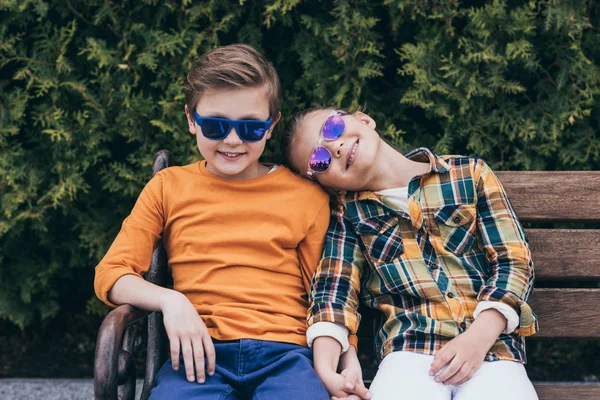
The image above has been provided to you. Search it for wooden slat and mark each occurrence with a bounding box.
[534,383,600,400]
[530,289,600,338]
[359,380,600,399]
[496,171,600,222]
[358,289,600,338]
[527,229,600,279]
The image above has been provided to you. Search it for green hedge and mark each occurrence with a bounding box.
[1,0,599,329]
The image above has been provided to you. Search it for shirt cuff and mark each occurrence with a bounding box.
[348,333,358,350]
[474,301,520,334]
[306,322,350,353]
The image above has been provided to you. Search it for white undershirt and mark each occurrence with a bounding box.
[375,187,410,214]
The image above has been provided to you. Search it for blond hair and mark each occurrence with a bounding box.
[183,44,281,117]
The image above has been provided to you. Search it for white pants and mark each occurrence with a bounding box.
[369,351,538,400]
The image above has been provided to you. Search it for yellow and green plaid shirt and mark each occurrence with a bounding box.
[308,148,537,363]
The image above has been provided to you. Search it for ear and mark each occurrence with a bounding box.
[353,111,376,130]
[185,105,197,135]
[266,111,281,140]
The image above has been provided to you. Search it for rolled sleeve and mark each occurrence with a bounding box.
[308,208,365,334]
[94,175,165,307]
[306,322,350,352]
[474,300,520,334]
[474,160,537,336]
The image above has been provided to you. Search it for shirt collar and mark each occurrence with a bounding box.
[339,147,450,208]
[403,147,451,174]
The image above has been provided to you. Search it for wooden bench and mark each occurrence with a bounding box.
[94,151,600,400]
[490,171,600,399]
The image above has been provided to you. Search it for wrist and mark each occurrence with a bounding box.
[339,344,359,371]
[314,359,337,377]
[344,344,357,356]
[313,336,342,374]
[313,336,343,353]
[158,289,185,311]
[465,321,501,349]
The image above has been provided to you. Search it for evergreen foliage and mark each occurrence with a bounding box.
[0,0,598,330]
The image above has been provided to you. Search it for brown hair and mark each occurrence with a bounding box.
[183,44,281,118]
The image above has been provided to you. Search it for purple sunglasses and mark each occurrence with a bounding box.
[307,110,349,177]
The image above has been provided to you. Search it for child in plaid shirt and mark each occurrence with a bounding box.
[284,108,539,400]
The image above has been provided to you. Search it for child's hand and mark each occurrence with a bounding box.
[429,309,507,386]
[330,368,371,400]
[159,290,216,384]
[313,337,372,400]
[335,345,371,399]
[428,329,488,386]
[317,368,372,400]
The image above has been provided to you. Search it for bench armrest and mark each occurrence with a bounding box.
[94,304,148,400]
[94,150,171,400]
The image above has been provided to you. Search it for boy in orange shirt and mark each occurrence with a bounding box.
[94,44,368,399]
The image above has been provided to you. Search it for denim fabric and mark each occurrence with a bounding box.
[149,339,329,400]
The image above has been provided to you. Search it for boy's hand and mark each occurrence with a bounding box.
[159,290,216,383]
[330,369,371,400]
[333,345,371,399]
[318,368,371,400]
[314,337,372,400]
[428,329,488,386]
[429,309,507,385]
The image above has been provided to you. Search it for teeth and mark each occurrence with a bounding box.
[223,152,241,157]
[347,142,358,168]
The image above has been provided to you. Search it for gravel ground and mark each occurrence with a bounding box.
[0,379,143,400]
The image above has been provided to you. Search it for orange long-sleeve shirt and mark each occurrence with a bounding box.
[94,161,330,346]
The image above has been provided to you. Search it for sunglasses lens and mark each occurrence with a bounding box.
[309,146,332,172]
[322,115,345,140]
[239,122,268,142]
[201,119,229,139]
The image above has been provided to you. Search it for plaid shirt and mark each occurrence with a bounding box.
[308,148,537,363]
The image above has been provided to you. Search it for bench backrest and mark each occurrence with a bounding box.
[497,172,600,340]
[478,172,600,400]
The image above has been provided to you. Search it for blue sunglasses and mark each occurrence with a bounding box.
[194,111,272,142]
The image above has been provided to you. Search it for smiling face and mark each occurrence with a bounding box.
[185,84,280,180]
[288,109,382,191]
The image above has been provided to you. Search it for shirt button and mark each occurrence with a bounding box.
[446,292,455,299]
[460,321,467,329]
[430,264,438,270]
[453,216,461,223]
[418,228,425,235]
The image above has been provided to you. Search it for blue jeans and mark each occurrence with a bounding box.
[149,339,329,399]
